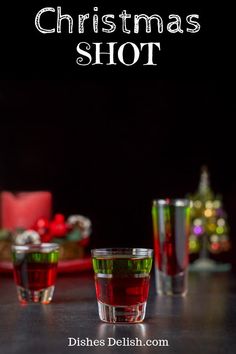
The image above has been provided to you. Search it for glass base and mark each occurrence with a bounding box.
[16,285,55,304]
[155,270,187,296]
[97,301,147,323]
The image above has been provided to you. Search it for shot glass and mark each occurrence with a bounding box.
[12,243,59,304]
[152,199,190,296]
[91,248,153,323]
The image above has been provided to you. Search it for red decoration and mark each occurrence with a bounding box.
[33,217,52,242]
[32,213,91,244]
[49,214,68,237]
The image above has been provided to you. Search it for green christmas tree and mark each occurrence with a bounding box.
[188,166,231,270]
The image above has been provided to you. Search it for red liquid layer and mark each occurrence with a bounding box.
[154,239,188,275]
[13,262,58,290]
[95,275,150,306]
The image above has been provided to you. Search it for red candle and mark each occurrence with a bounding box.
[0,191,52,230]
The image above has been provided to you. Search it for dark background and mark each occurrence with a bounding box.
[0,2,234,265]
[0,80,235,265]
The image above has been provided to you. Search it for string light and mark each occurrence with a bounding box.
[210,234,219,243]
[213,200,221,208]
[216,226,224,234]
[193,218,202,226]
[205,201,213,209]
[204,209,213,217]
[193,200,202,208]
[189,167,230,257]
[217,218,225,227]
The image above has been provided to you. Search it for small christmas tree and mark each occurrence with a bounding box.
[188,166,231,271]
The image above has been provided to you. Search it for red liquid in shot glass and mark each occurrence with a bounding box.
[95,274,150,306]
[93,256,152,306]
[12,248,58,291]
[13,262,58,291]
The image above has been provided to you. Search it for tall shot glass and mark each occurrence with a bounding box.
[152,199,190,295]
[12,243,59,304]
[91,248,153,323]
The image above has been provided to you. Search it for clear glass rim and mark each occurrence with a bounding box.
[11,243,59,252]
[91,248,153,257]
[153,199,190,207]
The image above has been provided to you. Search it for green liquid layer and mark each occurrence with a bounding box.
[92,256,153,275]
[12,250,59,265]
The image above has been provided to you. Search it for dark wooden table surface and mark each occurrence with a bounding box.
[0,271,235,354]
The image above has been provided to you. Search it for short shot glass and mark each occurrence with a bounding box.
[12,243,59,304]
[91,248,153,323]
